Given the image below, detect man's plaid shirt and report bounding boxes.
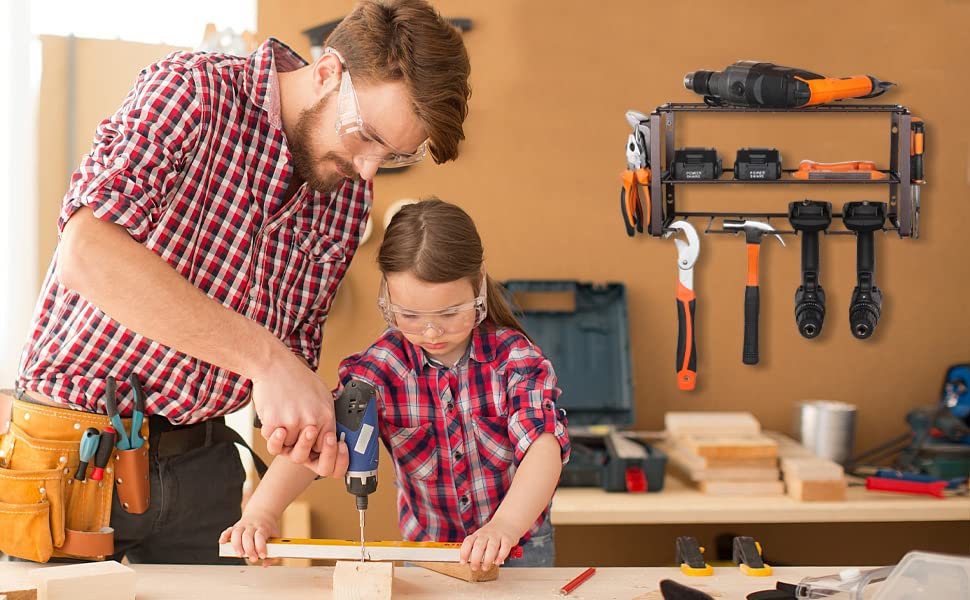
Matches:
[18,39,371,423]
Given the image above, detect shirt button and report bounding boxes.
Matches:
[460,495,469,505]
[249,288,257,299]
[446,402,453,411]
[113,156,127,168]
[453,450,463,461]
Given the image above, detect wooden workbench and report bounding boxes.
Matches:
[0,563,852,599]
[551,477,970,525]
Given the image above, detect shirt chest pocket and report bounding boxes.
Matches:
[385,421,439,481]
[472,414,514,472]
[258,225,346,337]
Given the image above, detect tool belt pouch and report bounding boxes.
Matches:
[0,391,147,561]
[113,446,149,514]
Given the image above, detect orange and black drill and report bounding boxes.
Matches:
[684,61,893,108]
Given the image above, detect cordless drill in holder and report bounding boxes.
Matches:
[335,379,379,558]
[683,61,893,108]
[788,201,832,339]
[842,202,886,339]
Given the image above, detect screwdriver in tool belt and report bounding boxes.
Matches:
[74,427,100,481]
[90,426,117,481]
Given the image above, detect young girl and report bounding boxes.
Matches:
[221,198,570,569]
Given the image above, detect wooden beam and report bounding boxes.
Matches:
[333,561,392,600]
[219,538,462,562]
[411,561,499,582]
[28,560,134,600]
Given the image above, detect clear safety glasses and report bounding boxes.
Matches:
[377,275,488,336]
[325,47,429,169]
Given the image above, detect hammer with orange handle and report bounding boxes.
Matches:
[723,220,785,365]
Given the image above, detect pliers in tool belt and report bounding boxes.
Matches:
[664,221,700,390]
[104,375,146,450]
[620,111,651,236]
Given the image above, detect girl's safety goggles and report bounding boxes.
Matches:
[377,275,488,335]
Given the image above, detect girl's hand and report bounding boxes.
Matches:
[459,517,520,571]
[219,506,281,563]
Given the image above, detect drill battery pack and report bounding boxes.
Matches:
[734,148,782,180]
[673,147,723,180]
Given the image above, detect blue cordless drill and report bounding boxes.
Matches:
[334,379,379,560]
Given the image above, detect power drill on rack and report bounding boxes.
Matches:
[684,61,894,108]
[334,379,380,561]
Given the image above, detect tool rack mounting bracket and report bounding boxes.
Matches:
[647,103,916,238]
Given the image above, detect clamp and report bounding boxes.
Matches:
[733,536,772,576]
[664,221,700,390]
[675,536,713,576]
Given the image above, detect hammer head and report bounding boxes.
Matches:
[723,219,786,246]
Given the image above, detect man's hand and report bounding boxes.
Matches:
[251,351,336,457]
[460,517,521,571]
[266,425,350,478]
[220,505,281,563]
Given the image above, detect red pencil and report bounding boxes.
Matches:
[560,567,596,596]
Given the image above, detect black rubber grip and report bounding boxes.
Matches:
[676,298,697,372]
[743,285,760,365]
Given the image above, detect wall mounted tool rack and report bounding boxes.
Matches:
[645,103,920,238]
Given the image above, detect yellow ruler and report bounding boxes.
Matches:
[219,537,462,562]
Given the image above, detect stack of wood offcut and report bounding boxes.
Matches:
[663,412,784,496]
[768,431,848,501]
[662,412,848,500]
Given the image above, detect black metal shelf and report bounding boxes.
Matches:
[662,170,898,185]
[645,103,918,238]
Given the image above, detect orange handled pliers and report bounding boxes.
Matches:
[620,111,651,236]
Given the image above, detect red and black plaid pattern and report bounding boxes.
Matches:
[17,39,372,423]
[337,325,570,543]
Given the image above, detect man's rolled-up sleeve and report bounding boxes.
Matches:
[58,59,204,243]
[505,343,570,466]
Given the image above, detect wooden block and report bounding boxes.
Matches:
[0,590,37,600]
[665,412,761,438]
[412,561,499,582]
[683,435,778,460]
[786,478,848,501]
[780,457,844,481]
[665,444,779,482]
[28,560,135,600]
[280,500,312,567]
[699,480,785,496]
[333,560,393,600]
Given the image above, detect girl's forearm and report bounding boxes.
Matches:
[491,433,563,537]
[243,456,319,518]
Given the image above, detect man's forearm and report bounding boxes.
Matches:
[58,207,283,380]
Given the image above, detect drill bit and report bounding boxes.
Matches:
[359,508,366,562]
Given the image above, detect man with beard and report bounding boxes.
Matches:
[5,0,469,564]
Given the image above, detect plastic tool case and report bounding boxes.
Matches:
[504,280,667,492]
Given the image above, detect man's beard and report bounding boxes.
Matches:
[288,91,359,194]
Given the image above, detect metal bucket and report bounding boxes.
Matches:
[794,400,857,464]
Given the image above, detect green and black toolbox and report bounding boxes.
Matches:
[505,280,667,492]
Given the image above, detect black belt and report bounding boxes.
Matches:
[148,415,268,478]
